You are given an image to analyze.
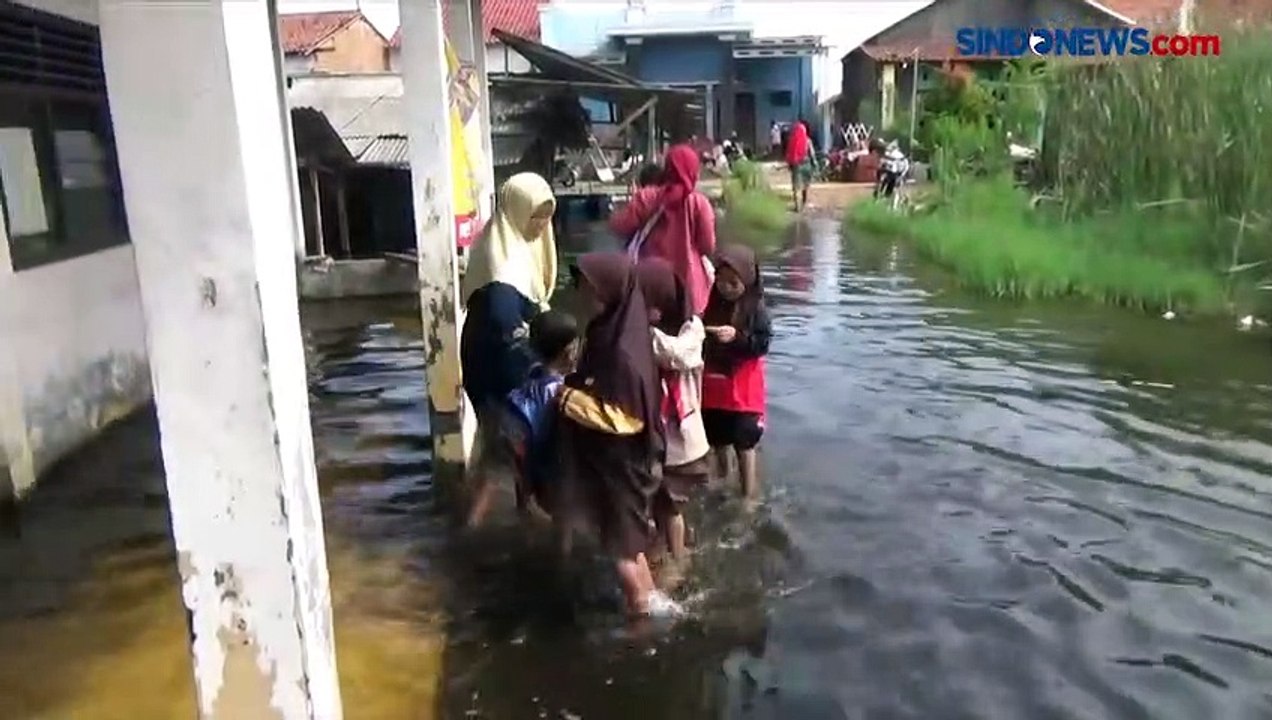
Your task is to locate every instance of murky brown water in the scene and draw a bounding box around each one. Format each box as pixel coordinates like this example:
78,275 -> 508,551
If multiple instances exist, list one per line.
3,218 -> 1272,719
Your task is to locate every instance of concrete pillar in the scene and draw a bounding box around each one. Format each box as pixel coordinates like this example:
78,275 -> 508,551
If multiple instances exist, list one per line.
720,37 -> 736,138
467,0 -> 495,218
704,83 -> 716,140
625,37 -> 642,78
97,1 -> 342,718
880,63 -> 897,130
445,0 -> 495,223
399,0 -> 472,471
821,103 -> 833,154
308,168 -> 325,257
335,175 -> 351,258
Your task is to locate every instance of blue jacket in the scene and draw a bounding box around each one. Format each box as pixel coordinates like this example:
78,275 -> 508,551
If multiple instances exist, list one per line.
506,364 -> 564,487
460,282 -> 538,406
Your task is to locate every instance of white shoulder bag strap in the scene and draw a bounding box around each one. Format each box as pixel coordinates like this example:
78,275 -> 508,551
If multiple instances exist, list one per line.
626,203 -> 665,261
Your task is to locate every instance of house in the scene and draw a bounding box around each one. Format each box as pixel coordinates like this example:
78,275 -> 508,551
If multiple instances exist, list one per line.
842,0 -> 1272,133
279,9 -> 393,75
389,0 -> 540,74
288,75 -> 416,261
842,0 -> 1152,131
539,0 -> 930,152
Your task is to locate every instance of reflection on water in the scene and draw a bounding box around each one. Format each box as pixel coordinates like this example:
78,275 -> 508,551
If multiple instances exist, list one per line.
2,219 -> 1272,719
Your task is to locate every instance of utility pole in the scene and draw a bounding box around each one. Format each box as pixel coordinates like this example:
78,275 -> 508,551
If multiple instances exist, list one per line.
908,48 -> 920,150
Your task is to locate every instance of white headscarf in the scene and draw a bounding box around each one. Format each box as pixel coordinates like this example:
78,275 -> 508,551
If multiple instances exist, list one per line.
461,172 -> 558,309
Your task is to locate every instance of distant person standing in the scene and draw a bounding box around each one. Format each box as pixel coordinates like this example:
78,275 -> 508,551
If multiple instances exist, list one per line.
785,118 -> 813,212
768,121 -> 782,159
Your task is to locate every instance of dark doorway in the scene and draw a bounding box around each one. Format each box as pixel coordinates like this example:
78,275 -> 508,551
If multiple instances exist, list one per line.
736,92 -> 757,151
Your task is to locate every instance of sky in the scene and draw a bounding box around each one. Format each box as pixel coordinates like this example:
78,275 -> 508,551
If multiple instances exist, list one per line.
278,0 -> 401,37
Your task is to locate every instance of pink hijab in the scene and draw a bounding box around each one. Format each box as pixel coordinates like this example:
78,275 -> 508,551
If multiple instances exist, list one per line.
637,145 -> 714,313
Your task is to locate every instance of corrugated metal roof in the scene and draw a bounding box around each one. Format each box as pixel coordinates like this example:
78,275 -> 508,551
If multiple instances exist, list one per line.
348,135 -> 411,166
288,75 -> 406,136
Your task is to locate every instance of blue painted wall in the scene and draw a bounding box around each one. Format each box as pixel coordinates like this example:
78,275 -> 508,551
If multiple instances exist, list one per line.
737,56 -> 816,146
637,37 -> 729,84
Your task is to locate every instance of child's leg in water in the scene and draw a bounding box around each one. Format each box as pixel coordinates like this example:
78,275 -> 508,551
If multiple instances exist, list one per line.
615,552 -> 657,615
710,446 -> 731,480
465,473 -> 496,528
738,446 -> 760,506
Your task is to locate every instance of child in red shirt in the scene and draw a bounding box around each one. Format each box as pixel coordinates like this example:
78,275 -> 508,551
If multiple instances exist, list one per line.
701,244 -> 771,507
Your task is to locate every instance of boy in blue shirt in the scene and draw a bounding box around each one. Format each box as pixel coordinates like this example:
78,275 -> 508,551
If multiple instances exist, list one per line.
466,310 -> 579,527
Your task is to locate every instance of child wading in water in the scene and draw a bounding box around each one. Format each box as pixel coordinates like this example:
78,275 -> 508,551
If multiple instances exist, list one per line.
466,311 -> 579,527
637,258 -> 709,572
557,252 -> 681,617
701,245 -> 771,507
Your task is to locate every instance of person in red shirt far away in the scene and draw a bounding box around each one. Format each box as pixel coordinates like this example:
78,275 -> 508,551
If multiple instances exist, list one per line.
700,244 -> 771,510
785,118 -> 813,212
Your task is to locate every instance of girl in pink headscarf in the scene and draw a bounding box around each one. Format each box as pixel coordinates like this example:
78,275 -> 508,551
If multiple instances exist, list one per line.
610,144 -> 716,314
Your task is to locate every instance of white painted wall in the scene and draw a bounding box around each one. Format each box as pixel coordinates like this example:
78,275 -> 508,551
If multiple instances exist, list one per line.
284,52 -> 316,76
485,41 -> 531,74
2,0 -> 150,500
390,41 -> 530,74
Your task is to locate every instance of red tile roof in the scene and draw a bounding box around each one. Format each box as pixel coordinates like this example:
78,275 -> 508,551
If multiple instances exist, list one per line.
1097,0 -> 1184,28
389,0 -> 541,48
279,11 -> 363,55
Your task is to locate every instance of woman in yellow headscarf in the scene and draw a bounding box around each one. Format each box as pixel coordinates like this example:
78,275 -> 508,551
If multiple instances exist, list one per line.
460,172 -> 560,526
462,172 -> 558,310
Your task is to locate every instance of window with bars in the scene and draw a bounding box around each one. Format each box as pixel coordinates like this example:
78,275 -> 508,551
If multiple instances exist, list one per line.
0,2 -> 129,271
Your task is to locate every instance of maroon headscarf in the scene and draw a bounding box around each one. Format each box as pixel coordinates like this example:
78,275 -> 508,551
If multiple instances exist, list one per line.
570,252 -> 664,446
703,244 -> 763,370
636,257 -> 691,335
636,258 -> 693,423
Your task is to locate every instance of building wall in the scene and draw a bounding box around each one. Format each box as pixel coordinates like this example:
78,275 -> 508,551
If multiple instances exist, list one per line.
0,245 -> 151,501
844,0 -> 1126,125
484,42 -> 532,74
284,52 -> 316,76
637,36 -> 729,83
309,17 -> 390,73
868,0 -> 1117,48
738,56 -> 816,147
389,42 -> 530,74
539,3 -> 626,56
2,0 -> 151,501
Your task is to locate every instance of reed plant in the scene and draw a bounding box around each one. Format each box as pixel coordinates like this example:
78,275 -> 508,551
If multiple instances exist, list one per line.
722,158 -> 791,239
851,28 -> 1272,314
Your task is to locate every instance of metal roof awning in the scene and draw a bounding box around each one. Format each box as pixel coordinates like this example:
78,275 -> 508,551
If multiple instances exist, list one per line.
607,22 -> 752,38
734,36 -> 825,59
492,29 -> 644,87
290,107 -> 355,167
488,75 -> 694,105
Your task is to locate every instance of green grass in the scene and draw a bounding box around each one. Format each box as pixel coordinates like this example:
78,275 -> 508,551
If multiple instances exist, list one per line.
847,176 -> 1228,313
852,28 -> 1272,315
719,158 -> 792,243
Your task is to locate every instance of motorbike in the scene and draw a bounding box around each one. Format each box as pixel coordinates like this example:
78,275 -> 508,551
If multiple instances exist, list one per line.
874,145 -> 911,210
552,158 -> 579,189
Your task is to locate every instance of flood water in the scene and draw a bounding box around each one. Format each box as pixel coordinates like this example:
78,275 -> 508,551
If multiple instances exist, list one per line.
2,217 -> 1272,719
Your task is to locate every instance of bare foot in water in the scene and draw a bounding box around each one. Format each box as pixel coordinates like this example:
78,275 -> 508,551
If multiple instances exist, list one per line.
656,557 -> 689,592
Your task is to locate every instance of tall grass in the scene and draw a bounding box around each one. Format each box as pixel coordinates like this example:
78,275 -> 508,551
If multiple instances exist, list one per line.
850,29 -> 1272,314
851,175 -> 1226,311
1041,29 -> 1272,275
721,158 -> 791,239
